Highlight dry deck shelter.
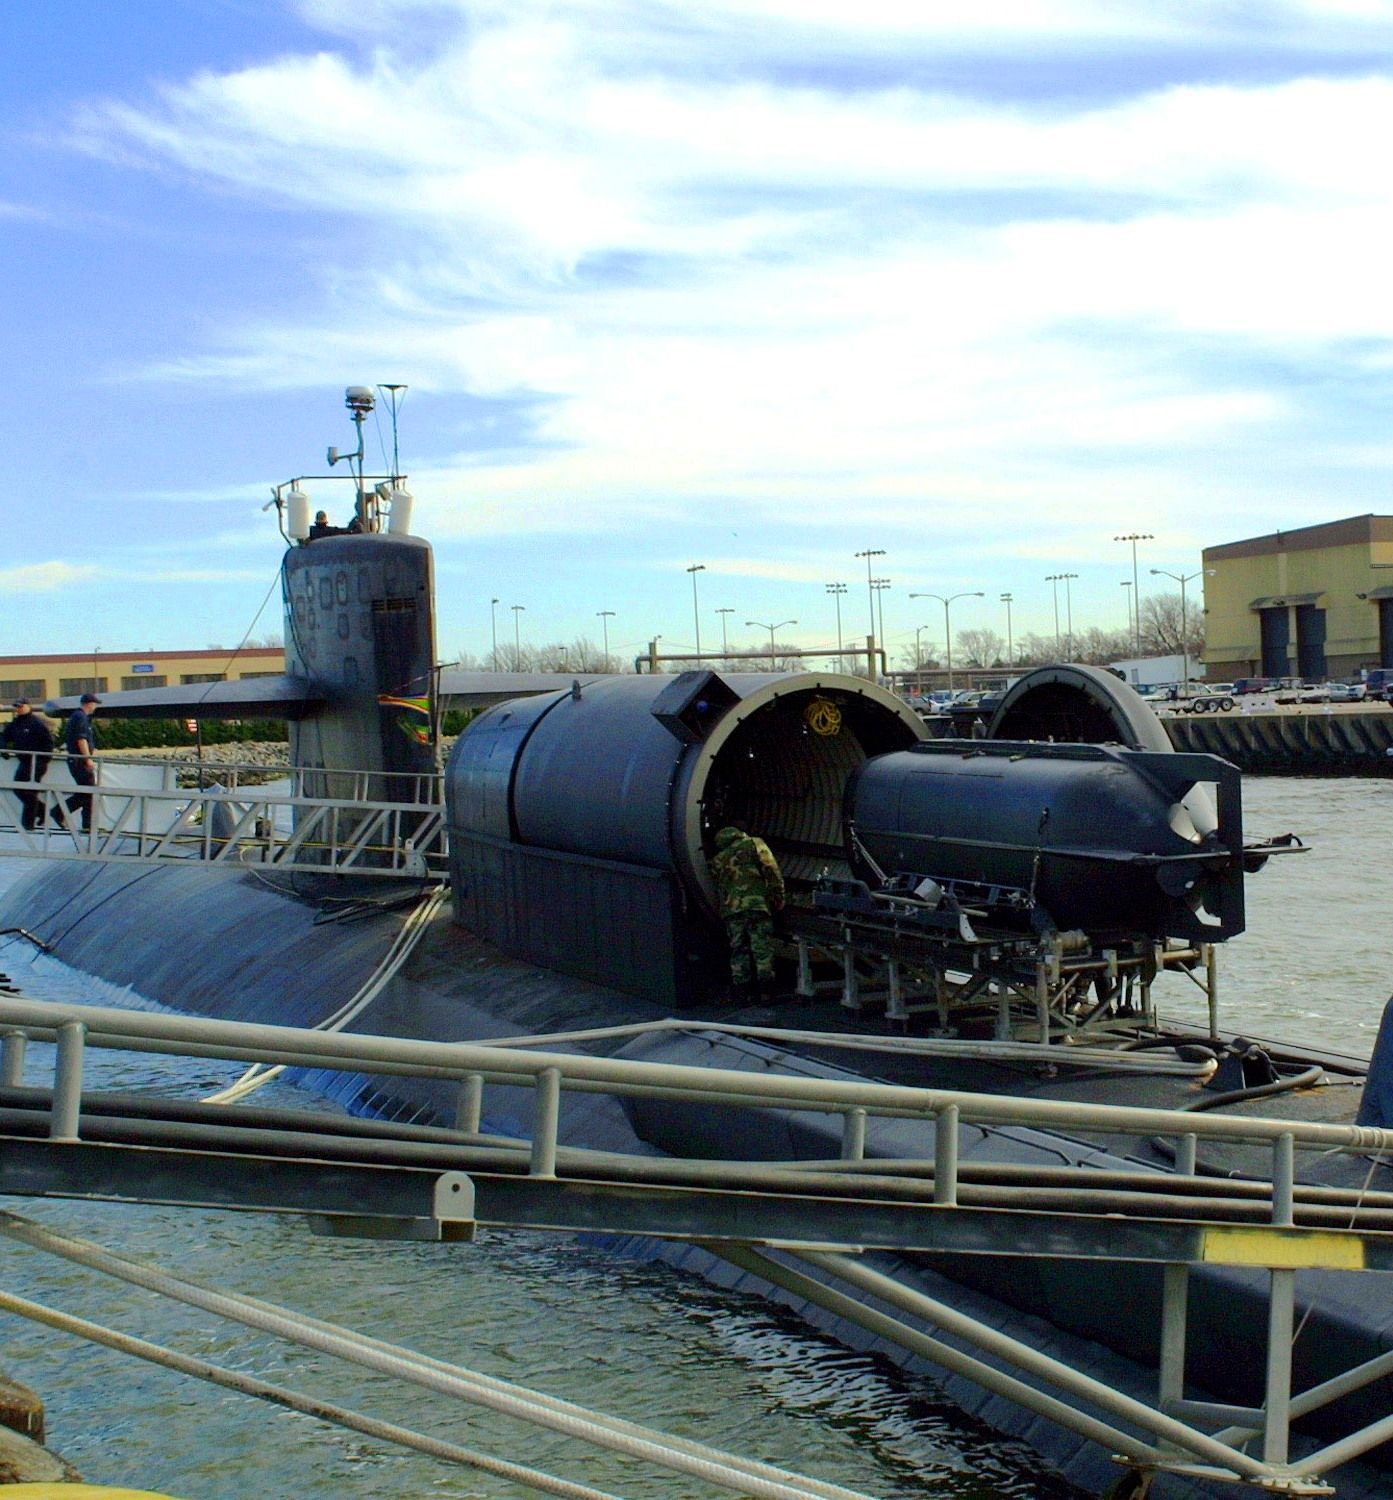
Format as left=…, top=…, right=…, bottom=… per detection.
left=1203, top=514, right=1393, bottom=681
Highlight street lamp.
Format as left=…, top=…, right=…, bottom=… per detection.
left=686, top=563, right=706, bottom=664
left=910, top=591, right=984, bottom=690
left=1151, top=568, right=1202, bottom=690
left=746, top=618, right=797, bottom=671
left=597, top=609, right=615, bottom=663
left=490, top=597, right=500, bottom=671
left=999, top=593, right=1013, bottom=667
left=871, top=578, right=891, bottom=666
left=854, top=548, right=886, bottom=666
left=1058, top=572, right=1078, bottom=659
left=1116, top=533, right=1153, bottom=657
left=511, top=603, right=525, bottom=664
left=716, top=606, right=734, bottom=658
left=1120, top=581, right=1133, bottom=649
left=914, top=623, right=933, bottom=684
left=826, top=582, right=847, bottom=669
left=1044, top=574, right=1064, bottom=658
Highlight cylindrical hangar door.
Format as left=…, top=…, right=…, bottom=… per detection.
left=446, top=672, right=925, bottom=1005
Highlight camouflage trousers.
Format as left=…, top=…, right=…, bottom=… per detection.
left=724, top=908, right=776, bottom=988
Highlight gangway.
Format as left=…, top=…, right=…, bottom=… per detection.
left=0, top=759, right=446, bottom=878
left=5, top=995, right=1393, bottom=1494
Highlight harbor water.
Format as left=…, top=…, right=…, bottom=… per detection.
left=0, top=774, right=1386, bottom=1499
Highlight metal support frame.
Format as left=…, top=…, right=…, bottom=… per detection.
left=784, top=905, right=1218, bottom=1049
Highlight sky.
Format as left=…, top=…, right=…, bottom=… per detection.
left=5, top=0, right=1393, bottom=669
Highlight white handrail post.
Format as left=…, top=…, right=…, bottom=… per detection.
left=51, top=1020, right=86, bottom=1141
left=531, top=1066, right=561, bottom=1179
left=934, top=1103, right=960, bottom=1205
left=455, top=1072, right=484, bottom=1134
left=1, top=1029, right=26, bottom=1086
left=840, top=1106, right=866, bottom=1162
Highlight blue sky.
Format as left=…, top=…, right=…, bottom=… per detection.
left=6, top=0, right=1393, bottom=667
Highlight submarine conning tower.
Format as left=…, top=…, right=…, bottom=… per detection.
left=445, top=672, right=925, bottom=1005
left=282, top=531, right=437, bottom=797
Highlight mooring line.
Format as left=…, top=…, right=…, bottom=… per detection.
left=0, top=1210, right=881, bottom=1500
left=0, top=1286, right=621, bottom=1500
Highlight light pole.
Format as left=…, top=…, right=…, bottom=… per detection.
left=716, top=606, right=734, bottom=658
left=999, top=593, right=1014, bottom=667
left=1120, top=581, right=1133, bottom=651
left=1116, top=533, right=1153, bottom=657
left=871, top=579, right=891, bottom=666
left=511, top=604, right=525, bottom=664
left=1059, top=571, right=1078, bottom=659
left=910, top=591, right=983, bottom=690
left=914, top=623, right=933, bottom=686
left=747, top=618, right=796, bottom=671
left=1044, top=574, right=1063, bottom=658
left=826, top=582, right=847, bottom=668
left=686, top=563, right=706, bottom=664
left=1151, top=568, right=1202, bottom=689
left=854, top=548, right=886, bottom=665
left=490, top=597, right=500, bottom=670
left=597, top=610, right=614, bottom=664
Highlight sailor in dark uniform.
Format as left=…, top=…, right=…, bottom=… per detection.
left=1, top=698, right=54, bottom=830
left=63, top=693, right=100, bottom=833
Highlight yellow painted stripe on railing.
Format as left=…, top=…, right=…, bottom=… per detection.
left=1201, top=1227, right=1365, bottom=1270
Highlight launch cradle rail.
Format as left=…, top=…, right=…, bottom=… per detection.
left=3, top=999, right=1393, bottom=1493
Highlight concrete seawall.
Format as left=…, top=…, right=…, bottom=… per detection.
left=1162, top=706, right=1393, bottom=774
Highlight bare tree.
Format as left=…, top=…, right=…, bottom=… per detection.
left=955, top=627, right=1006, bottom=668
left=1139, top=593, right=1203, bottom=659
left=1011, top=632, right=1060, bottom=667
left=1071, top=626, right=1132, bottom=665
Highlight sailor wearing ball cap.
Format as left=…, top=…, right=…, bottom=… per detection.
left=1, top=697, right=54, bottom=831
left=63, top=692, right=101, bottom=833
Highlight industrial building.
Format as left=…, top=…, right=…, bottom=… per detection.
left=0, top=648, right=285, bottom=707
left=1203, top=514, right=1393, bottom=681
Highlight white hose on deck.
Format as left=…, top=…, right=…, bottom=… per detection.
left=203, top=882, right=448, bottom=1104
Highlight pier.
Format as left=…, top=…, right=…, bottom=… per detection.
left=1161, top=704, right=1393, bottom=774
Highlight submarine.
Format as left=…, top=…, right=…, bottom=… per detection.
left=6, top=388, right=1393, bottom=1499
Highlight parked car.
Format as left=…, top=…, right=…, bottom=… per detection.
left=1362, top=669, right=1393, bottom=702
left=1232, top=677, right=1275, bottom=695
left=1327, top=681, right=1365, bottom=703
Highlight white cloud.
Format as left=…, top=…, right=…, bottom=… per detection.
left=0, top=562, right=99, bottom=593
left=49, top=1, right=1393, bottom=574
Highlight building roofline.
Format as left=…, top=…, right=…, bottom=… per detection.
left=1204, top=514, right=1393, bottom=561
left=0, top=647, right=284, bottom=667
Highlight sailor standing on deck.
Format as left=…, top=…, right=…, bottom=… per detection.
left=710, top=825, right=786, bottom=999
left=1, top=698, right=54, bottom=830
left=63, top=693, right=100, bottom=833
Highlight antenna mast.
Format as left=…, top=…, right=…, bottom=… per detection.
left=380, top=384, right=407, bottom=483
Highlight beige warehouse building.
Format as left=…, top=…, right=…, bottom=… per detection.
left=1203, top=515, right=1393, bottom=682
left=0, top=647, right=285, bottom=707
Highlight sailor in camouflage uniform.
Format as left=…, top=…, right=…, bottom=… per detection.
left=710, top=825, right=785, bottom=996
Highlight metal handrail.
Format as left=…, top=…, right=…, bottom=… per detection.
left=1, top=995, right=1388, bottom=1196
left=0, top=778, right=447, bottom=877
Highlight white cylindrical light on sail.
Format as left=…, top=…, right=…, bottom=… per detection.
left=386, top=487, right=414, bottom=536
left=286, top=488, right=311, bottom=541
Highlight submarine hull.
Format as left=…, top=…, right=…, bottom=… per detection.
left=4, top=856, right=1393, bottom=1500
